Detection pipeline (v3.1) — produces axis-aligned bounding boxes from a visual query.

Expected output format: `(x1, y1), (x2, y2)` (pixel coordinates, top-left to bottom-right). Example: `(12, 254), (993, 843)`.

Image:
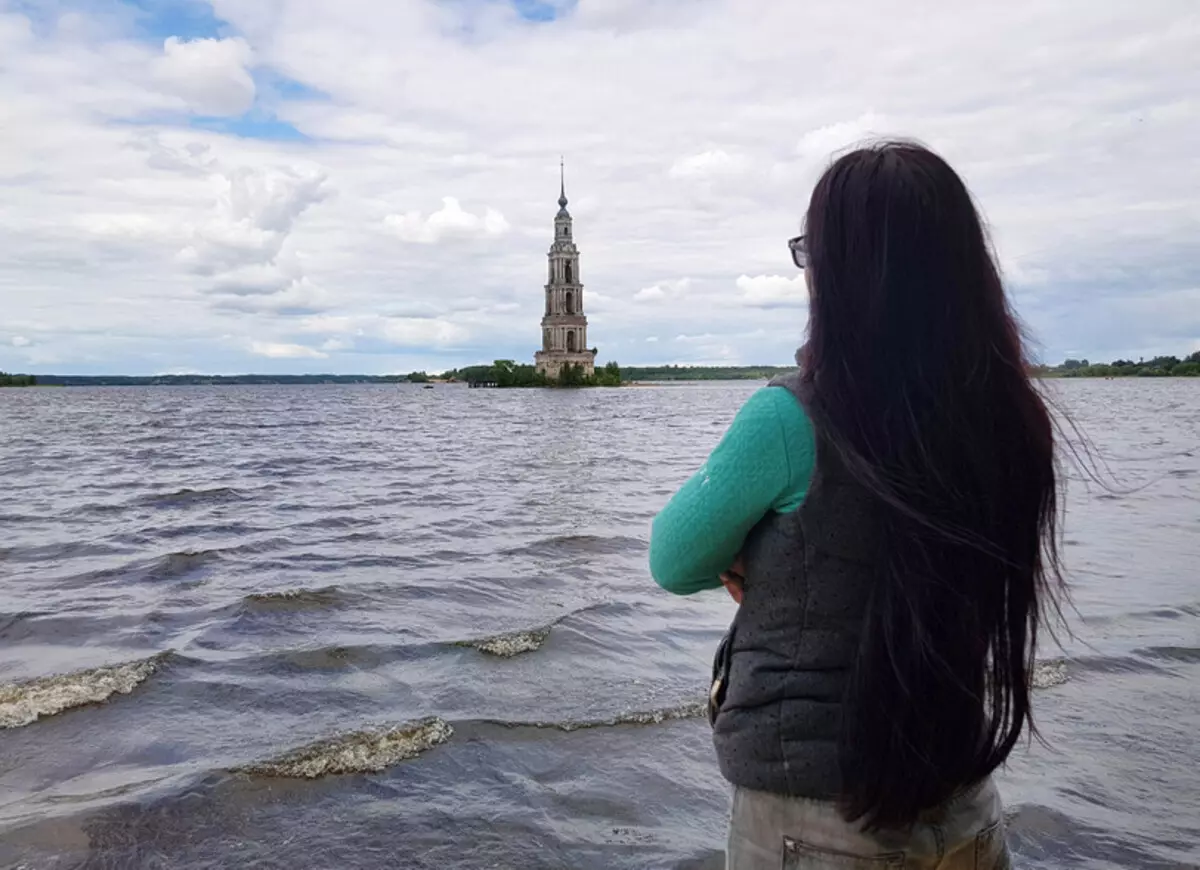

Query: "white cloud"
(669, 150), (747, 179)
(796, 112), (890, 159)
(153, 37), (256, 117)
(736, 274), (808, 308)
(384, 198), (510, 244)
(249, 341), (328, 360)
(11, 336), (32, 348)
(634, 278), (692, 302)
(296, 315), (470, 349)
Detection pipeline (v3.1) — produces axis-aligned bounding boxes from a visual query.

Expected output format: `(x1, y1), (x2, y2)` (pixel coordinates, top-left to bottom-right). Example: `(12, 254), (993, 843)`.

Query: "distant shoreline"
(7, 364), (1200, 387)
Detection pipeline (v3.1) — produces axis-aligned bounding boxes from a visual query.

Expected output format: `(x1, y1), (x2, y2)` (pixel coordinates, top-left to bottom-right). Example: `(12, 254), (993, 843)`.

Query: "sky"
(0, 0), (1197, 375)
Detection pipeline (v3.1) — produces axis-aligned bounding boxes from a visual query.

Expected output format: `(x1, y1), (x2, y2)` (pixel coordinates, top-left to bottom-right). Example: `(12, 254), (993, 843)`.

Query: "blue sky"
(0, 0), (1197, 374)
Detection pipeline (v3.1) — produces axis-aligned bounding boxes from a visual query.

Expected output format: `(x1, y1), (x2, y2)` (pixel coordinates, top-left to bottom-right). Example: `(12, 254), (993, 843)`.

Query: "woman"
(650, 141), (1062, 869)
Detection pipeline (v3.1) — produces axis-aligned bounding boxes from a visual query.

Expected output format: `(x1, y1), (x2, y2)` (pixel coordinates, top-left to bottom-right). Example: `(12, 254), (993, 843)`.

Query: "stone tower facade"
(534, 162), (596, 380)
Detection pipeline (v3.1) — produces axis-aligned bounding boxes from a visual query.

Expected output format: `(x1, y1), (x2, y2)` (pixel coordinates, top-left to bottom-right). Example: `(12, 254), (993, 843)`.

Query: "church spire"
(557, 156), (569, 214)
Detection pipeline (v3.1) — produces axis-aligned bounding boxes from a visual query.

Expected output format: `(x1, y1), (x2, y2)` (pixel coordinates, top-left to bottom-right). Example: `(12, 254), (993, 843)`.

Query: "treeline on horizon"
(17, 374), (409, 387)
(5, 351), (1198, 386)
(1038, 351), (1200, 379)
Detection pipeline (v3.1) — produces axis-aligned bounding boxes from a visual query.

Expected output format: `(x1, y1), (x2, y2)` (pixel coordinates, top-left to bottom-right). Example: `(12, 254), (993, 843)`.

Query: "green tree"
(492, 359), (517, 387)
(593, 360), (622, 386)
(557, 362), (586, 387)
(1148, 356), (1180, 373)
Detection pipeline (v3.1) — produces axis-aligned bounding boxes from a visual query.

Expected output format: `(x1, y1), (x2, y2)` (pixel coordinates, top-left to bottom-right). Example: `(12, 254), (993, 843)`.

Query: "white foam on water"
(499, 701), (708, 732)
(238, 717), (454, 778)
(576, 702), (708, 731)
(458, 602), (609, 658)
(1033, 659), (1068, 689)
(463, 627), (551, 658)
(0, 652), (168, 729)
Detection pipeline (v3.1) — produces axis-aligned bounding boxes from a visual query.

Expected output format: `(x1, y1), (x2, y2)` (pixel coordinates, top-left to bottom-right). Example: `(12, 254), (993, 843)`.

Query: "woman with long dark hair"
(650, 141), (1063, 868)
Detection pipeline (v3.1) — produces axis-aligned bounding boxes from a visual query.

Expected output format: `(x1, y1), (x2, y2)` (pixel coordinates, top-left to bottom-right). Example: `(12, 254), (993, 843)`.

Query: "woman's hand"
(720, 554), (745, 604)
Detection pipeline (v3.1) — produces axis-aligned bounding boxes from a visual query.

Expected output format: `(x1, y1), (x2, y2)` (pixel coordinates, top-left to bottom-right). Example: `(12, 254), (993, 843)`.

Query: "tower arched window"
(564, 262), (573, 284)
(565, 291), (575, 315)
(567, 330), (577, 352)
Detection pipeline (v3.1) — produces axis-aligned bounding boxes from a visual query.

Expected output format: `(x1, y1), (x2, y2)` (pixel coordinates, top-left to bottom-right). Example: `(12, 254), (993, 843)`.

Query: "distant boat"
(423, 384), (434, 390)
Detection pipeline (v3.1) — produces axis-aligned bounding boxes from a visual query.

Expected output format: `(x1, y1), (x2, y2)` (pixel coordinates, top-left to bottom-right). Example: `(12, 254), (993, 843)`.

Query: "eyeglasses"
(788, 235), (807, 270)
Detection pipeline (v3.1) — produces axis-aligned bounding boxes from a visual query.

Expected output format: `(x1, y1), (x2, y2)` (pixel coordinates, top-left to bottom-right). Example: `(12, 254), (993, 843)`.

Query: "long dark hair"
(799, 141), (1065, 829)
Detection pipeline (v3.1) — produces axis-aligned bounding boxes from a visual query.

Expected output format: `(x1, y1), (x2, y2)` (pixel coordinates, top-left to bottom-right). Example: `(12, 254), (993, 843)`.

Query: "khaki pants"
(727, 778), (1011, 869)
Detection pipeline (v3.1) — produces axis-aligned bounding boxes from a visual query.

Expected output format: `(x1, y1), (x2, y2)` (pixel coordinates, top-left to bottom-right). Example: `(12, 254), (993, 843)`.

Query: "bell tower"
(534, 159), (596, 379)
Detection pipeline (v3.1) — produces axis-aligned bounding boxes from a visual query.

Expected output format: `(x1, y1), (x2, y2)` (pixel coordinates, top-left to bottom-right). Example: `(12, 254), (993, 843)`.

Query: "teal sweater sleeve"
(649, 386), (816, 596)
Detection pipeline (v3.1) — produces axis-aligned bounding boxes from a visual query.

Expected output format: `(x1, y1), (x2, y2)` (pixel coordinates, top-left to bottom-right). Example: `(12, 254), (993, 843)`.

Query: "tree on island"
(440, 359), (623, 388)
(557, 363), (587, 387)
(0, 372), (37, 387)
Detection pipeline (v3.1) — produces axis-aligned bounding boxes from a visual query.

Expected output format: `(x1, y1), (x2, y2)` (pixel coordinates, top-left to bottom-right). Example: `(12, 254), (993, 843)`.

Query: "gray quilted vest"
(711, 371), (881, 798)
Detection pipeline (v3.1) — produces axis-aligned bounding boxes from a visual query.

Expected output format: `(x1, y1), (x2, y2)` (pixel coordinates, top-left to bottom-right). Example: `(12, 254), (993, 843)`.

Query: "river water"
(0, 380), (1197, 869)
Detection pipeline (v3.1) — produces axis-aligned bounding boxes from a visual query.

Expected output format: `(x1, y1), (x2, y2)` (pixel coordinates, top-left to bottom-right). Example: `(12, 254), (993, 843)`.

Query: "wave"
(239, 585), (346, 613)
(1137, 645), (1200, 664)
(235, 702), (704, 780)
(473, 702), (708, 733)
(502, 534), (646, 559)
(1083, 603), (1200, 625)
(137, 487), (246, 508)
(60, 549), (225, 588)
(236, 717), (454, 778)
(0, 651), (171, 729)
(64, 500), (130, 519)
(1066, 654), (1171, 676)
(144, 549), (224, 582)
(459, 627), (550, 658)
(456, 601), (611, 658)
(0, 610), (48, 638)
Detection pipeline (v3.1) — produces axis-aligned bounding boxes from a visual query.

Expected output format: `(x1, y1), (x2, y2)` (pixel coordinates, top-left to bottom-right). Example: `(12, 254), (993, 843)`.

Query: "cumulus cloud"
(296, 315), (470, 349)
(11, 336), (32, 348)
(634, 278), (692, 302)
(796, 112), (890, 160)
(384, 198), (511, 244)
(669, 150), (747, 179)
(178, 165), (332, 316)
(153, 37), (256, 116)
(736, 274), (808, 308)
(249, 341), (328, 360)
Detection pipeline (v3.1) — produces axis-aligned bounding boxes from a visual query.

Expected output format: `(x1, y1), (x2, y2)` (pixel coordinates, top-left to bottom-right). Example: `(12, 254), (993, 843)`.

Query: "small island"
(436, 360), (623, 388)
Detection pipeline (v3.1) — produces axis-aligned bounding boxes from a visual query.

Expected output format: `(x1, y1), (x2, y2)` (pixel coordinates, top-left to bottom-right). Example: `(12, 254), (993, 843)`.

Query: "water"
(0, 380), (1197, 869)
